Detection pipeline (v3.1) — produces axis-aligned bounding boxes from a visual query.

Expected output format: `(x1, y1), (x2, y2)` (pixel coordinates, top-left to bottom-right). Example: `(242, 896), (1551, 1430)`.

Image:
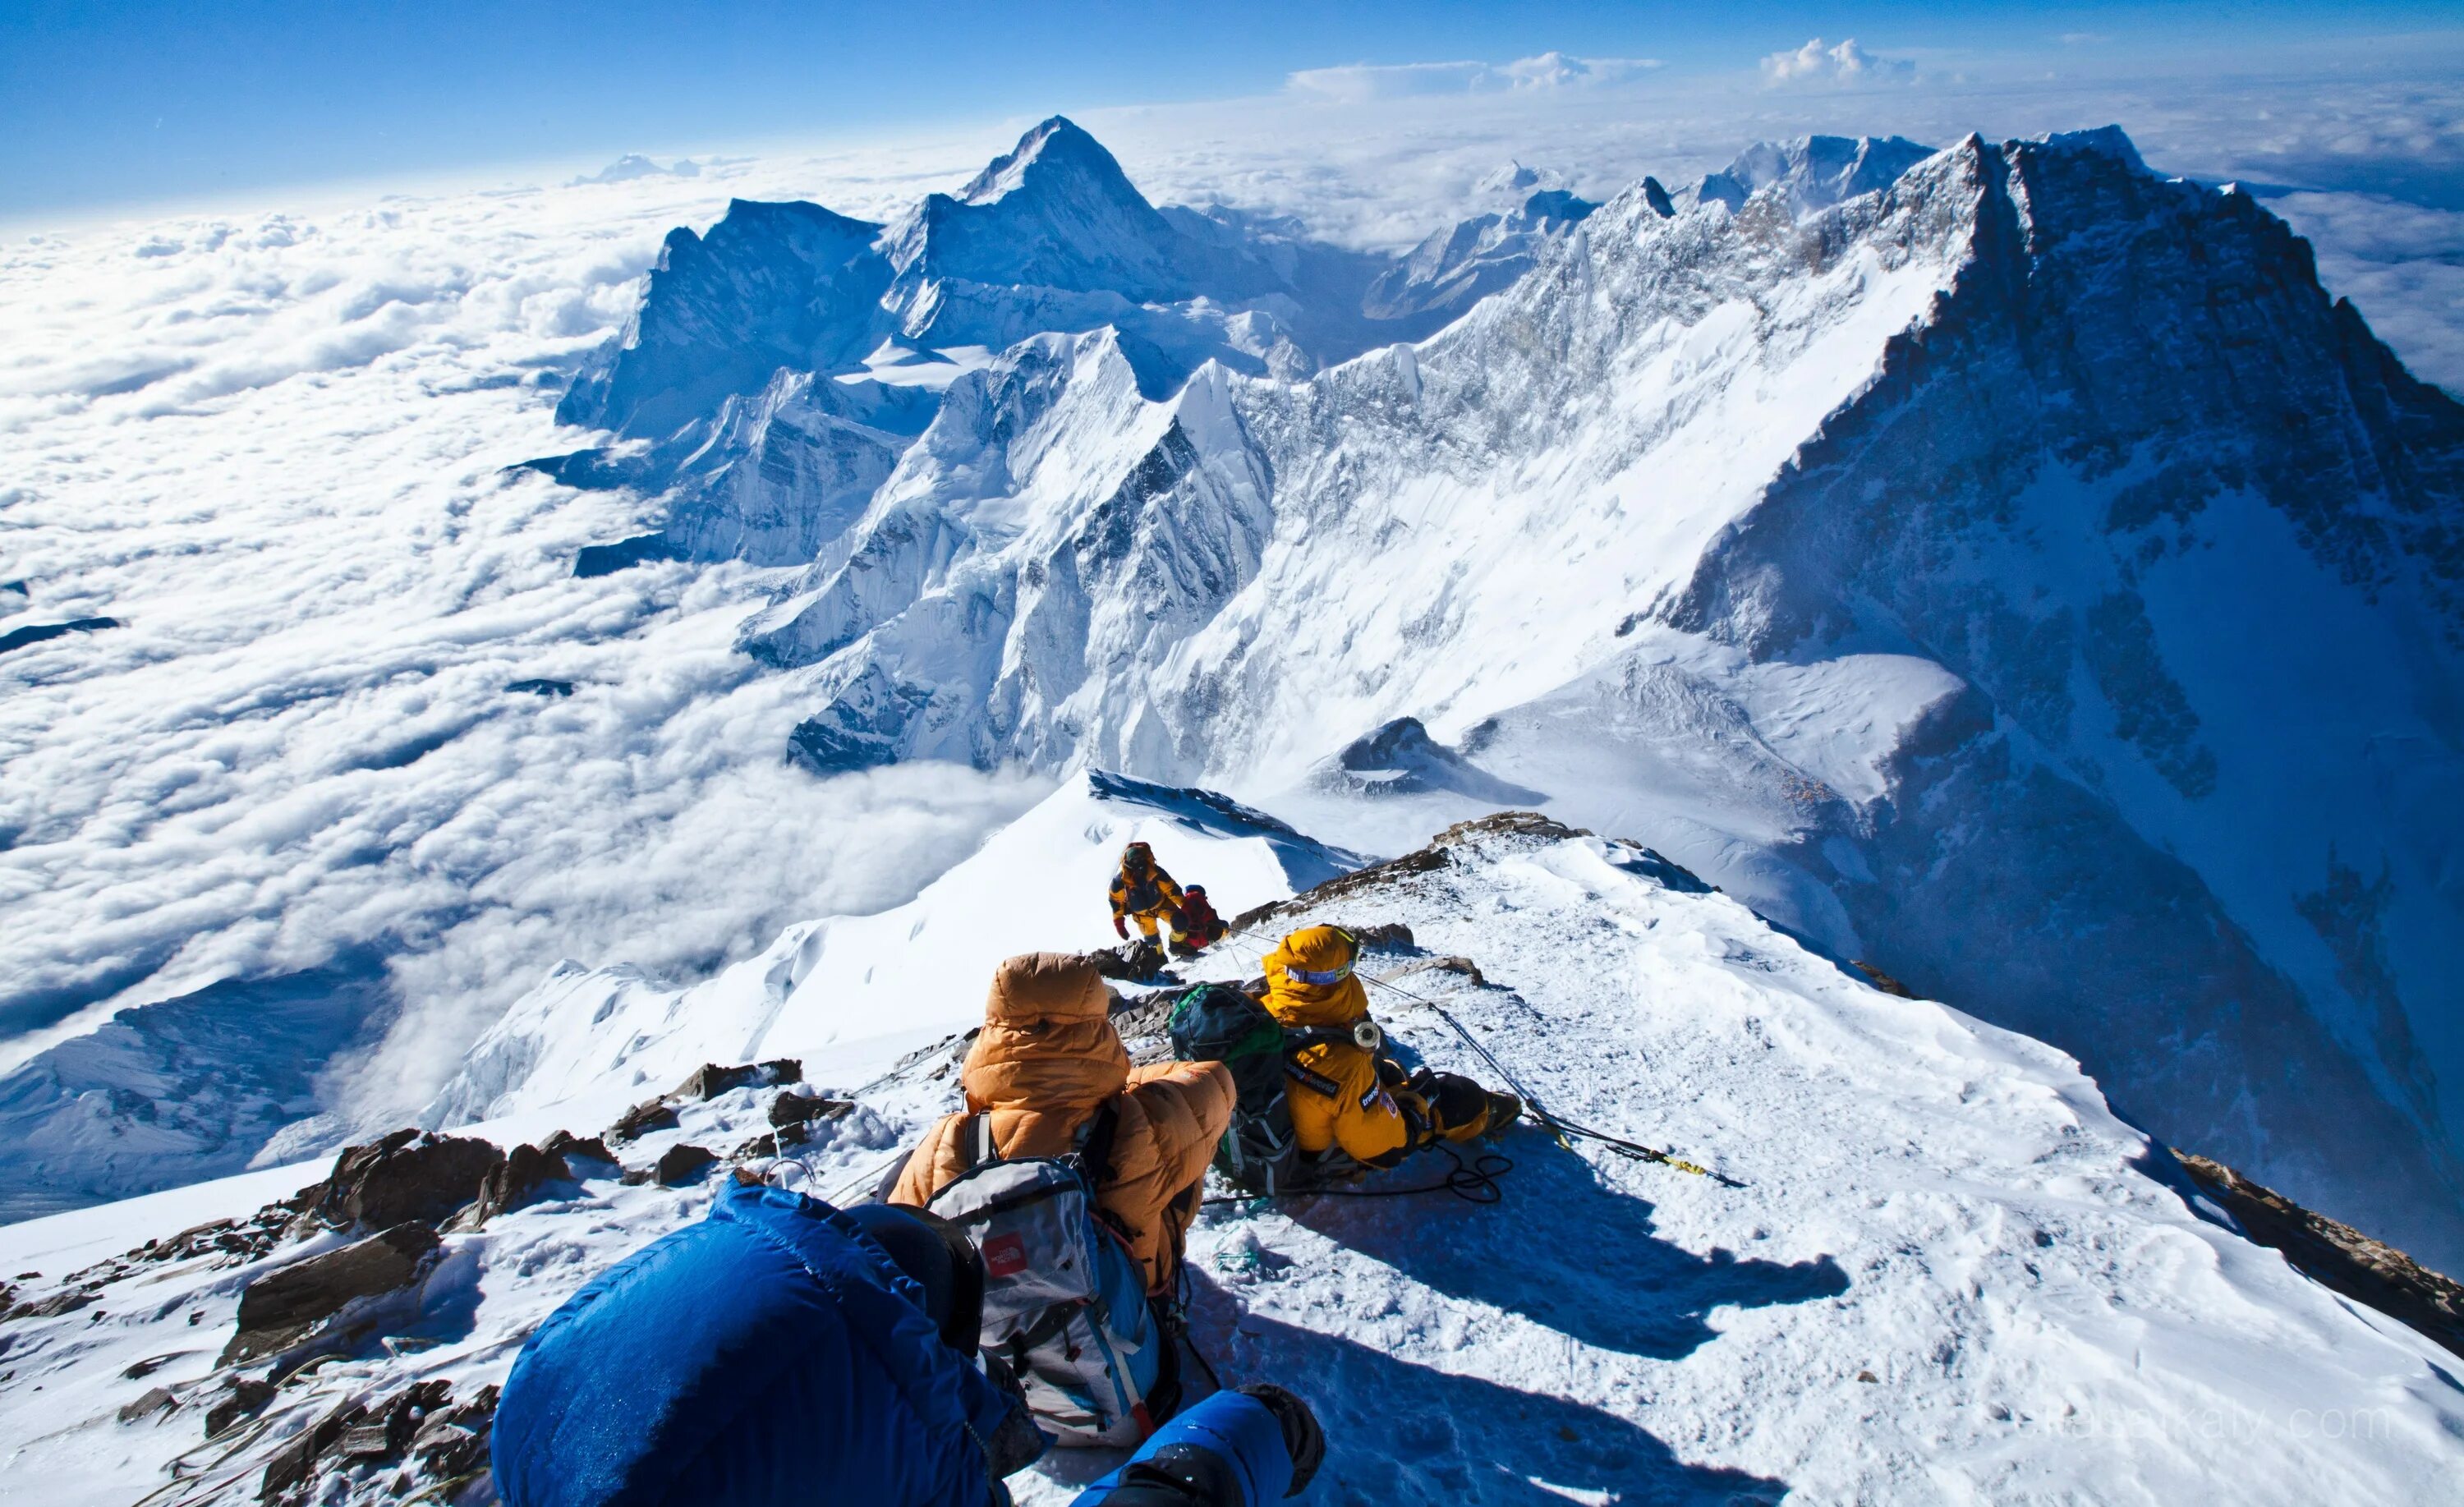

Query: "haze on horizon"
(6, 0), (2464, 223)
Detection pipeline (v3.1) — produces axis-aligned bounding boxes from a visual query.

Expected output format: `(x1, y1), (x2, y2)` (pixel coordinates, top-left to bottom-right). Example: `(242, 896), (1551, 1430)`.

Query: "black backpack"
(1169, 983), (1301, 1194)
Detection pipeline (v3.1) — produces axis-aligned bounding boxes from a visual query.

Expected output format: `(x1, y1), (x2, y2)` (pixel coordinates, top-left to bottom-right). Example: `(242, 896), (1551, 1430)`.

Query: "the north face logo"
(983, 1233), (1028, 1277)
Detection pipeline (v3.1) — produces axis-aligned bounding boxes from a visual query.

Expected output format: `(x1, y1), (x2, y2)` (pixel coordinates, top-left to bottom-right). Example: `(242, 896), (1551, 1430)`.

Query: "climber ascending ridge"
(1172, 884), (1227, 958)
(1262, 924), (1520, 1171)
(1110, 841), (1190, 948)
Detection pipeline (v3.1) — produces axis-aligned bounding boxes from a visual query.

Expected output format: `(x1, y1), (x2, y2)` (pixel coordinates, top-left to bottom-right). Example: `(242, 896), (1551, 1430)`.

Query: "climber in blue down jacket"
(491, 1178), (1323, 1507)
(491, 1179), (1041, 1507)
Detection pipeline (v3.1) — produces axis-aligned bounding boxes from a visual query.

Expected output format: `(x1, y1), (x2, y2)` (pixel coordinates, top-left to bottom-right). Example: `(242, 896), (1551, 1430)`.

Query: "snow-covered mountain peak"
(1475, 158), (1570, 196)
(954, 113), (1133, 207)
(882, 116), (1197, 302)
(1696, 132), (1937, 217)
(2033, 122), (2151, 172)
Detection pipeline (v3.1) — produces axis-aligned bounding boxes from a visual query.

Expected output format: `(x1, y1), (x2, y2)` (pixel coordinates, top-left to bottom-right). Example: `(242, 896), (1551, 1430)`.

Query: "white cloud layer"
(2, 48), (2460, 1159)
(1761, 38), (1917, 87)
(1285, 51), (1662, 104)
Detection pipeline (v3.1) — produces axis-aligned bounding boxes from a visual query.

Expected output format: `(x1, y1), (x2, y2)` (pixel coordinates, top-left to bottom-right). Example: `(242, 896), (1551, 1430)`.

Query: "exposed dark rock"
(258, 1377), (468, 1502)
(1090, 940), (1170, 981)
(541, 1129), (616, 1166)
(1234, 813), (1593, 937)
(1106, 991), (1185, 1068)
(1602, 844), (1715, 895)
(1349, 923), (1415, 951)
(0, 617), (121, 656)
(292, 1130), (504, 1233)
(408, 1382), (496, 1479)
(4, 1285), (99, 1321)
(674, 1059), (801, 1100)
(2176, 1152), (2464, 1360)
(260, 1395), (365, 1500)
(607, 1098), (680, 1143)
(223, 1224), (441, 1366)
(573, 532), (683, 578)
(625, 1143), (719, 1187)
(1378, 955), (1483, 989)
(205, 1377), (278, 1437)
(1853, 962), (1917, 999)
(504, 678), (576, 697)
(445, 1142), (572, 1232)
(126, 1204), (297, 1271)
(768, 1091), (853, 1129)
(117, 1385), (176, 1422)
(1321, 717), (1546, 803)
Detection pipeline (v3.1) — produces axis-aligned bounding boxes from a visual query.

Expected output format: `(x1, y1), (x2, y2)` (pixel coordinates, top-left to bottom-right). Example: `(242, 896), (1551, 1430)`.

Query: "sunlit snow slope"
(425, 771), (1358, 1128)
(2, 787), (2459, 1505)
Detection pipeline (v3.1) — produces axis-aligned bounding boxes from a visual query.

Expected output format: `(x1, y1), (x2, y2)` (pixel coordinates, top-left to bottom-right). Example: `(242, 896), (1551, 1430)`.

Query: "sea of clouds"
(2, 40), (2458, 1172)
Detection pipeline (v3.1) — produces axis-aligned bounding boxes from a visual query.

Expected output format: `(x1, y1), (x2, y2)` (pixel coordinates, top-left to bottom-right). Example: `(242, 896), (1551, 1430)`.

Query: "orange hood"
(961, 953), (1128, 1133)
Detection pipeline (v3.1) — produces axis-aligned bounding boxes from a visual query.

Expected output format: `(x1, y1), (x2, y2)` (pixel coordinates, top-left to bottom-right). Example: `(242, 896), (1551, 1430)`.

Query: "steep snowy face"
(1363, 187), (1602, 321)
(739, 333), (1279, 776)
(882, 116), (1262, 310)
(558, 198), (889, 439)
(1657, 129), (2464, 1263)
(655, 371), (936, 567)
(742, 143), (1973, 783)
(1694, 135), (1938, 217)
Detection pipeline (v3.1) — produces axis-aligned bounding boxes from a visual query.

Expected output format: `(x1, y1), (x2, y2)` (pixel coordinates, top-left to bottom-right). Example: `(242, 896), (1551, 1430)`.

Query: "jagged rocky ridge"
(558, 122), (2464, 1270)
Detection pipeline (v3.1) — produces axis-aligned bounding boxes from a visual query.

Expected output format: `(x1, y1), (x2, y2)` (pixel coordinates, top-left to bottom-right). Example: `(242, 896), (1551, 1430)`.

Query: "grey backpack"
(924, 1106), (1171, 1445)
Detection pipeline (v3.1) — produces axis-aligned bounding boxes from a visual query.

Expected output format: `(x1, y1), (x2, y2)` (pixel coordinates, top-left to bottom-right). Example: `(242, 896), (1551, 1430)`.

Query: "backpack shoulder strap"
(1075, 1100), (1124, 1192)
(953, 1112), (995, 1175)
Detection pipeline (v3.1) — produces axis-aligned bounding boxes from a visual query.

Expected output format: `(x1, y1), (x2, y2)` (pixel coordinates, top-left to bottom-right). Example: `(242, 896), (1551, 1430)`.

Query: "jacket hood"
(1262, 926), (1369, 1027)
(963, 952), (1128, 1117)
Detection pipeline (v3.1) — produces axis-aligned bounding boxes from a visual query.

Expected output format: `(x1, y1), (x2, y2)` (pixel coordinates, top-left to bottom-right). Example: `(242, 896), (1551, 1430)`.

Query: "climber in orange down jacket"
(1109, 842), (1189, 948)
(1261, 925), (1520, 1170)
(891, 952), (1233, 1295)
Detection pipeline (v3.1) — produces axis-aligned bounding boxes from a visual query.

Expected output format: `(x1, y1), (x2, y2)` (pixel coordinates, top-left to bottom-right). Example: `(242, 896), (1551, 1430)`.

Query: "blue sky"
(6, 0), (2462, 216)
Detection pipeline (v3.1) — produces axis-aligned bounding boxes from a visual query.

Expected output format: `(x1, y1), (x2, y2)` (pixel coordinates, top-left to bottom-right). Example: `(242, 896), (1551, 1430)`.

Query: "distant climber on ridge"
(1110, 841), (1191, 949)
(1260, 924), (1520, 1172)
(1171, 884), (1227, 958)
